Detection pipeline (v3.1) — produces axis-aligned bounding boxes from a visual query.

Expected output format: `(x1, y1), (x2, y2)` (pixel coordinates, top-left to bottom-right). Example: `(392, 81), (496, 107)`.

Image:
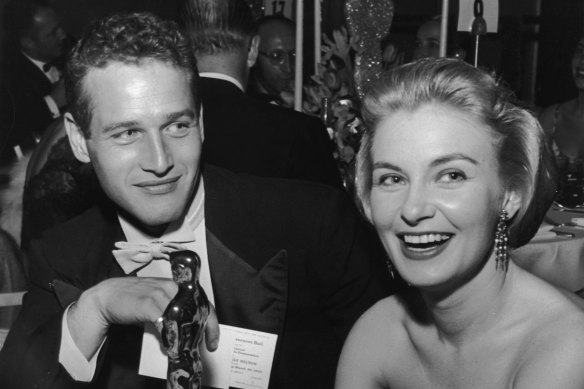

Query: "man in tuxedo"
(182, 0), (342, 188)
(0, 12), (397, 389)
(0, 0), (68, 163)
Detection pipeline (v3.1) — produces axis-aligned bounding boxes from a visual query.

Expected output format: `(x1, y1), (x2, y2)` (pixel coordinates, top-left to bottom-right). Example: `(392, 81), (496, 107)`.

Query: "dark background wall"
(0, 0), (581, 110)
(324, 0), (582, 109)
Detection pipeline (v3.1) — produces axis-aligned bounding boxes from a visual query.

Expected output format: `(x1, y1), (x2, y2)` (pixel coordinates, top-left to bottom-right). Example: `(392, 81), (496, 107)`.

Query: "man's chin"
(119, 207), (184, 236)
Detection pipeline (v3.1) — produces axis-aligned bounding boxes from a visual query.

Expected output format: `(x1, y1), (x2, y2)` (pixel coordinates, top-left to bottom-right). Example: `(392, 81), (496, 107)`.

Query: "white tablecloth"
(513, 208), (584, 293)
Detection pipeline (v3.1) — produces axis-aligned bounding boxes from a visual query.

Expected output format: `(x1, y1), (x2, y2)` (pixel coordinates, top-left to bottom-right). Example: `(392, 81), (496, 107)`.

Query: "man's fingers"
(204, 304), (220, 352)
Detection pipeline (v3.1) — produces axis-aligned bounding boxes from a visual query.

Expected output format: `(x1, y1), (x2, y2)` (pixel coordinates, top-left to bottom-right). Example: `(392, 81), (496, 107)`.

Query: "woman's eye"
(438, 170), (466, 183)
(376, 174), (404, 187)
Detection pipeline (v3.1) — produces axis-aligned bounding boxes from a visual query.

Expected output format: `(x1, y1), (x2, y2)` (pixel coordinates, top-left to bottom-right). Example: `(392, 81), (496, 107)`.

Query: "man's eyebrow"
(165, 108), (196, 122)
(160, 109), (198, 129)
(102, 120), (140, 134)
(101, 109), (197, 134)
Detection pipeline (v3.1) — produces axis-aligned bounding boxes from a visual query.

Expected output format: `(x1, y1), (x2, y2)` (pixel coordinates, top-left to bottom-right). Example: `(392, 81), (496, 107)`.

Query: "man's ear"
(247, 35), (260, 68)
(502, 190), (522, 220)
(20, 36), (35, 53)
(64, 113), (91, 163)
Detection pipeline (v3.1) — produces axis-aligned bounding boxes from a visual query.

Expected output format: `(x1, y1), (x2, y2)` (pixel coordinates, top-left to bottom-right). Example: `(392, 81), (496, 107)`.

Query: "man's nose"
(281, 54), (294, 73)
(57, 27), (66, 41)
(141, 134), (173, 175)
(400, 184), (436, 226)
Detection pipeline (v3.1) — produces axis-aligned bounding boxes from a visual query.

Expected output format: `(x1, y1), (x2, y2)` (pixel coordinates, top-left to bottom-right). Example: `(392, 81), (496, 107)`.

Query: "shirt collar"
(118, 177), (205, 243)
(21, 51), (49, 73)
(200, 72), (244, 92)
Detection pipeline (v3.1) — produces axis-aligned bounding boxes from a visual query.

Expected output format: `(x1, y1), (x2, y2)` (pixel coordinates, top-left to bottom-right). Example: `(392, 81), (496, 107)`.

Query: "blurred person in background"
(248, 15), (296, 107)
(0, 0), (71, 164)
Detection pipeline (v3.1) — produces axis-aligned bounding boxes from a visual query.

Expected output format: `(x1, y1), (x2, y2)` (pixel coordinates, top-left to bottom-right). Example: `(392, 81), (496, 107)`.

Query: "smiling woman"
(335, 58), (584, 389)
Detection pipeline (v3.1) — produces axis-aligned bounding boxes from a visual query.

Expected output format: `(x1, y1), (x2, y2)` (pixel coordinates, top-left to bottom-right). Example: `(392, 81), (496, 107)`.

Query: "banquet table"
(513, 205), (584, 294)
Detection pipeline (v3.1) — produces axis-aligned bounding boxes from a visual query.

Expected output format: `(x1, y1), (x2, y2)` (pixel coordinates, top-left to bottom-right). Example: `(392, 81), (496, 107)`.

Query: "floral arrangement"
(303, 28), (364, 191)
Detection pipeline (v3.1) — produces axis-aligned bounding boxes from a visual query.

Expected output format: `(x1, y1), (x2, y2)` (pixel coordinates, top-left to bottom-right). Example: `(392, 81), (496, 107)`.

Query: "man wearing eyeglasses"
(183, 0), (342, 188)
(249, 15), (296, 107)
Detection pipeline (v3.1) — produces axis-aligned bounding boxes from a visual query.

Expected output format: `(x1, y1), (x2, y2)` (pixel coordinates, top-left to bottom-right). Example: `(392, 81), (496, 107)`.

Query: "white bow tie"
(112, 240), (194, 274)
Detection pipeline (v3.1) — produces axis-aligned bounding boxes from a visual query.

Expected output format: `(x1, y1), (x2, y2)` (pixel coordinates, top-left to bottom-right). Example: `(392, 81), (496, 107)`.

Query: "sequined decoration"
(345, 0), (394, 100)
(244, 0), (265, 21)
(495, 210), (509, 271)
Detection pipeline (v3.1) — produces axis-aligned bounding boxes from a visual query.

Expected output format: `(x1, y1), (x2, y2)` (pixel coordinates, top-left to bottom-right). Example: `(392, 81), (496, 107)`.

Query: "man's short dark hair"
(180, 0), (257, 56)
(2, 0), (50, 41)
(64, 12), (200, 138)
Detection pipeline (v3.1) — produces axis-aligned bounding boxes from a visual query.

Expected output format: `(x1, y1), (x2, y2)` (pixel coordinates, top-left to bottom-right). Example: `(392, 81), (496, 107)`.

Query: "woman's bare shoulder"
(349, 294), (408, 343)
(515, 306), (584, 388)
(335, 290), (422, 389)
(355, 288), (425, 335)
(513, 272), (584, 387)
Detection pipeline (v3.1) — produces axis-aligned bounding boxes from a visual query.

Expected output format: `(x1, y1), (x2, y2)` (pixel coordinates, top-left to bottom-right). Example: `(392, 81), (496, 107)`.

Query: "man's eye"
(112, 129), (140, 141)
(269, 50), (285, 61)
(166, 122), (194, 137)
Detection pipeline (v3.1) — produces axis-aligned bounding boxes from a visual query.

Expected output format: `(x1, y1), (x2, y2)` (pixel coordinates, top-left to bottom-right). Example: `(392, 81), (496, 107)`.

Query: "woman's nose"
(400, 185), (436, 226)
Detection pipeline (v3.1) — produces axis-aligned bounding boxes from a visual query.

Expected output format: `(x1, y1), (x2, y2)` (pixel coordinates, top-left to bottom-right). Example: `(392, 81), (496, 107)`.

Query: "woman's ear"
(502, 190), (522, 219)
(64, 113), (91, 163)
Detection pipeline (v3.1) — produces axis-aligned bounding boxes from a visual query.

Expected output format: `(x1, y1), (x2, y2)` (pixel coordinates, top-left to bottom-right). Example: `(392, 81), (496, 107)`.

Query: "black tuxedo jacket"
(200, 77), (343, 188)
(0, 165), (397, 388)
(0, 51), (56, 153)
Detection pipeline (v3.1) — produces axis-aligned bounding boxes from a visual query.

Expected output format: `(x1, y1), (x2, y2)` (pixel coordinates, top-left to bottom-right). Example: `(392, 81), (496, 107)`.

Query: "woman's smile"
(398, 232), (453, 259)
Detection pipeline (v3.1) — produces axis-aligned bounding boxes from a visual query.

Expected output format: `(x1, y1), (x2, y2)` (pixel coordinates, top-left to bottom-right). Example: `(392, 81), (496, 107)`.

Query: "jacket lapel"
(206, 230), (288, 338)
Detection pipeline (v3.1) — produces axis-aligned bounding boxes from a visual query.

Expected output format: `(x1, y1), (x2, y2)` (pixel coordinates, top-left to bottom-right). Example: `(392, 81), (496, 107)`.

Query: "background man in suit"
(183, 0), (342, 188)
(0, 0), (68, 163)
(248, 14), (296, 107)
(0, 12), (397, 389)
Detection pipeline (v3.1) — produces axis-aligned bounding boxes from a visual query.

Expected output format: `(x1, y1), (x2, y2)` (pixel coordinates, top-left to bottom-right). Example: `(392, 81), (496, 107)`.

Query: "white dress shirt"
(199, 72), (244, 92)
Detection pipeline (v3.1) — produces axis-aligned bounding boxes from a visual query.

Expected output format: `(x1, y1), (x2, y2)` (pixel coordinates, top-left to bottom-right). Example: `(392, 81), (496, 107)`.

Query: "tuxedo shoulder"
(204, 163), (344, 201)
(36, 204), (117, 253)
(1, 51), (35, 76)
(261, 101), (322, 126)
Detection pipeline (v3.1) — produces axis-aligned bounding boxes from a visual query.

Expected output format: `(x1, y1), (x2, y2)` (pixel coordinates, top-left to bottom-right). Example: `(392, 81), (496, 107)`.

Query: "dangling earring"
(495, 210), (509, 271)
(386, 258), (397, 280)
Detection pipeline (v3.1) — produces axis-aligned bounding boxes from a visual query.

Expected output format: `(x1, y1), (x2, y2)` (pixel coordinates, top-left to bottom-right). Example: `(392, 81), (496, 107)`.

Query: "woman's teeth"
(404, 234), (450, 244)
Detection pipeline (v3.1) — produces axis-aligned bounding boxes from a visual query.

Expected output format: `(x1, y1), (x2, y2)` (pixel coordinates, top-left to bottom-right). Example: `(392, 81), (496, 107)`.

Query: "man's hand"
(67, 277), (178, 360)
(67, 277), (220, 360)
